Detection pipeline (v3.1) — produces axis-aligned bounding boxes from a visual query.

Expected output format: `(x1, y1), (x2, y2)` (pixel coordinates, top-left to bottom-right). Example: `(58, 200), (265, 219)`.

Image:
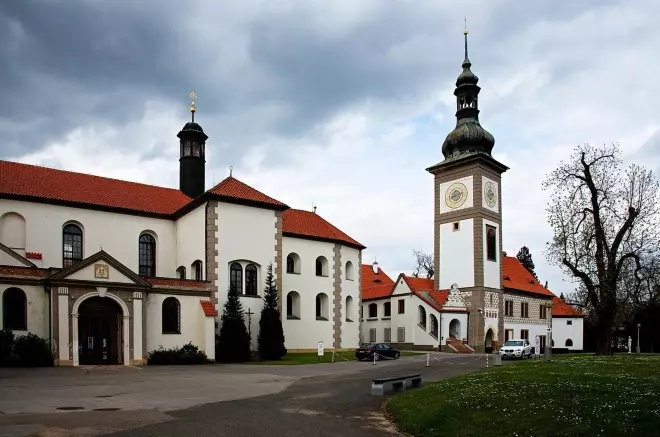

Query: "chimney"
(313, 205), (317, 214)
(372, 261), (379, 274)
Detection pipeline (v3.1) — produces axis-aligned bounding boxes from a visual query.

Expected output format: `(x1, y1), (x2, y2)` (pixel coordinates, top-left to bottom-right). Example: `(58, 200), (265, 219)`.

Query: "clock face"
(445, 183), (468, 209)
(484, 181), (497, 208)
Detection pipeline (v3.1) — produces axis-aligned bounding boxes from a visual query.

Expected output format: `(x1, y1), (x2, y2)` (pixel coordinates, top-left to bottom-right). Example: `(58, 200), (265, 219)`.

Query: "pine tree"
(516, 246), (539, 281)
(257, 262), (287, 360)
(560, 292), (565, 301)
(216, 286), (251, 362)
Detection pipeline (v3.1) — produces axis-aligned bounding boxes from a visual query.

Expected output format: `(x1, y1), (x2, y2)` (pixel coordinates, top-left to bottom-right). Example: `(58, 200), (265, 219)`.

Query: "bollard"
(426, 353), (430, 367)
(373, 352), (377, 366)
(486, 352), (489, 368)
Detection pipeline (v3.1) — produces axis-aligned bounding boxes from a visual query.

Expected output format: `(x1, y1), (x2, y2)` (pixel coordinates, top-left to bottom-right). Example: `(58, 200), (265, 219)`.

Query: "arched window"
(230, 262), (243, 294)
(368, 303), (377, 318)
(287, 291), (301, 319)
(286, 253), (301, 274)
(63, 223), (83, 268)
(3, 288), (27, 330)
(418, 306), (427, 330)
(316, 293), (329, 320)
(565, 338), (573, 347)
(430, 314), (439, 338)
(162, 297), (180, 334)
(176, 266), (186, 280)
(345, 296), (354, 322)
(245, 264), (258, 296)
(486, 225), (497, 261)
(316, 256), (328, 277)
(139, 234), (156, 277)
(345, 261), (354, 280)
(192, 260), (203, 281)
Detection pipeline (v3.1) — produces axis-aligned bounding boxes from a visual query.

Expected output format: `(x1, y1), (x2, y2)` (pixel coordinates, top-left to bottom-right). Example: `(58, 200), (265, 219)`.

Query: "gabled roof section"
(401, 275), (434, 293)
(0, 242), (37, 267)
(552, 296), (585, 317)
(502, 256), (554, 297)
(0, 160), (192, 216)
(400, 275), (468, 313)
(283, 209), (365, 249)
(49, 250), (152, 287)
(207, 176), (288, 210)
(361, 264), (395, 300)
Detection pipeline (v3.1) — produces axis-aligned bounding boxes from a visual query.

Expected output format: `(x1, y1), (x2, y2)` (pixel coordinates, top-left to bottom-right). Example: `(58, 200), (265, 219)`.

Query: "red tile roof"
(283, 209), (365, 249)
(207, 176), (287, 209)
(147, 278), (207, 289)
(361, 264), (395, 300)
(400, 275), (468, 312)
(552, 296), (584, 317)
(0, 160), (192, 215)
(0, 265), (48, 277)
(200, 300), (218, 317)
(401, 276), (434, 293)
(502, 257), (555, 297)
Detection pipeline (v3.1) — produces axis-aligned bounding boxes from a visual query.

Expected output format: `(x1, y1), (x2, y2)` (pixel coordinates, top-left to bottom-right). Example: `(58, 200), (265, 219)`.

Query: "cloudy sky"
(2, 0), (659, 297)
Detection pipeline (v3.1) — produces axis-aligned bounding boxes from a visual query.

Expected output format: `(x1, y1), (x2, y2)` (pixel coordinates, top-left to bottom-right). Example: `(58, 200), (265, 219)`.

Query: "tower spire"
(463, 18), (469, 65)
(189, 90), (197, 123)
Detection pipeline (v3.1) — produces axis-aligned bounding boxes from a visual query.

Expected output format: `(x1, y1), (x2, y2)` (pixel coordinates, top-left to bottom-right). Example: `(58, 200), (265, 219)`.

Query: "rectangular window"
(398, 299), (405, 314)
(369, 328), (376, 343)
(505, 329), (514, 342)
(520, 329), (529, 340)
(539, 304), (547, 319)
(368, 304), (378, 318)
(486, 225), (497, 262)
(453, 222), (460, 231)
(567, 320), (573, 326)
(384, 328), (391, 343)
(397, 327), (406, 342)
(384, 302), (391, 317)
(521, 302), (529, 318)
(504, 300), (513, 316)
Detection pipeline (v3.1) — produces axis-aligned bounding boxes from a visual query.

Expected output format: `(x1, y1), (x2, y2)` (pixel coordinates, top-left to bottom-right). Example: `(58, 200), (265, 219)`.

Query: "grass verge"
(245, 350), (423, 365)
(387, 354), (660, 437)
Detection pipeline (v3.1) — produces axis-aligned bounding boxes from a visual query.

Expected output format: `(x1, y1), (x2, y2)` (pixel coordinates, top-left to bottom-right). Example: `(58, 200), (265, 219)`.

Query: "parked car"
(499, 339), (532, 360)
(355, 343), (400, 361)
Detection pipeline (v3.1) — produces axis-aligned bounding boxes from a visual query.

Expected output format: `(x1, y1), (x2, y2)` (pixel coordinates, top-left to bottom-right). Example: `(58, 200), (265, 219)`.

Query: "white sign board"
(317, 341), (324, 356)
(535, 336), (541, 358)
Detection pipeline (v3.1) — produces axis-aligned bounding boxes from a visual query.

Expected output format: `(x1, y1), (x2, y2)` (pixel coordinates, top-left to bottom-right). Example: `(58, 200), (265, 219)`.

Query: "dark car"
(355, 343), (400, 361)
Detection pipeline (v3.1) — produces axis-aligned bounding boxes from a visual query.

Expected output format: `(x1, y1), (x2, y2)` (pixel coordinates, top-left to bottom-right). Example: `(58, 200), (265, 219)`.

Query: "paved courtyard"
(0, 353), (495, 436)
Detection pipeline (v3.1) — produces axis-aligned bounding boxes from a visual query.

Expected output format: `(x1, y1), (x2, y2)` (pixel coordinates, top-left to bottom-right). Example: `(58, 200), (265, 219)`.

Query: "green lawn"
(245, 350), (423, 365)
(387, 354), (660, 437)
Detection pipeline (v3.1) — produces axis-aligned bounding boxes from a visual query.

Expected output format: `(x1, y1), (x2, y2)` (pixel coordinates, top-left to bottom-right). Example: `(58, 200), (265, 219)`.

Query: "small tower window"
(486, 225), (497, 262)
(192, 142), (200, 157)
(453, 222), (460, 231)
(183, 141), (191, 157)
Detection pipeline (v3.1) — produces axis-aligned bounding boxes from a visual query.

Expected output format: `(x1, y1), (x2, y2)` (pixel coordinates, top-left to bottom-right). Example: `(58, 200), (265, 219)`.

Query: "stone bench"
(371, 374), (423, 396)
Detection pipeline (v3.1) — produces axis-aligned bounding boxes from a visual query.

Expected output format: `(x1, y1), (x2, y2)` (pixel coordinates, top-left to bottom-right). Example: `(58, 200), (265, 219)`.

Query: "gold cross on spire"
(189, 90), (197, 122)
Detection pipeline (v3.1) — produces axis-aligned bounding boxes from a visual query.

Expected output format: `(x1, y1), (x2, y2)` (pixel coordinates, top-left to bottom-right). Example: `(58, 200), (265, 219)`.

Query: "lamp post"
(637, 323), (641, 354)
(544, 300), (553, 361)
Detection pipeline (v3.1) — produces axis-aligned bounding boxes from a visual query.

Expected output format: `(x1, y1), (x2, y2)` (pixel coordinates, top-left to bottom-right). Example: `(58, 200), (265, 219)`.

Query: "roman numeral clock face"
(445, 183), (468, 209)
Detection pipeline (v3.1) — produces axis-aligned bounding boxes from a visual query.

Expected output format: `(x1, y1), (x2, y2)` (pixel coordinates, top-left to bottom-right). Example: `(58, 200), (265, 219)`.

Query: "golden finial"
(189, 90), (197, 122)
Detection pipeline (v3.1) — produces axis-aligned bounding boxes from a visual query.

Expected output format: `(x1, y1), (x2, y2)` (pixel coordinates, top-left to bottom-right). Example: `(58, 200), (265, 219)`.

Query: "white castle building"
(0, 104), (364, 366)
(359, 31), (584, 354)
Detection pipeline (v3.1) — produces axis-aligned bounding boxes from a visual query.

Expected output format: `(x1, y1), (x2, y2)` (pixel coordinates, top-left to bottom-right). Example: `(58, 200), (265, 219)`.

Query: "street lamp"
(544, 300), (553, 361)
(637, 323), (641, 354)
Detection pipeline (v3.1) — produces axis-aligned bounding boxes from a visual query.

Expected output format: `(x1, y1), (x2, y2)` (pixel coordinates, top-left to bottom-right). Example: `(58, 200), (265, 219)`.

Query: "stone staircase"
(446, 338), (474, 354)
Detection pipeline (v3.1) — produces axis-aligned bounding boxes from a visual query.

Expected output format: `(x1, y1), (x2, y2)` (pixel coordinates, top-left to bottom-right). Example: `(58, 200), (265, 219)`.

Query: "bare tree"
(543, 143), (660, 355)
(412, 249), (434, 279)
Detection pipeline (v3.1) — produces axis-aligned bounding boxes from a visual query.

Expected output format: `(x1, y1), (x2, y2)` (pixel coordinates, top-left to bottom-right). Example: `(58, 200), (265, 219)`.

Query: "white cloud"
(9, 0), (660, 299)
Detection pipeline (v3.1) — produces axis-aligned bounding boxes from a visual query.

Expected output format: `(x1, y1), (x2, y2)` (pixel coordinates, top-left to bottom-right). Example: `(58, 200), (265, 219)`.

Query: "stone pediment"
(49, 250), (151, 287)
(0, 242), (36, 268)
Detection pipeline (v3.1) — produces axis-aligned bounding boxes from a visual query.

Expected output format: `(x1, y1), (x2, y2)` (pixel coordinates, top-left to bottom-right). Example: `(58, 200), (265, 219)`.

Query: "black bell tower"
(178, 91), (207, 198)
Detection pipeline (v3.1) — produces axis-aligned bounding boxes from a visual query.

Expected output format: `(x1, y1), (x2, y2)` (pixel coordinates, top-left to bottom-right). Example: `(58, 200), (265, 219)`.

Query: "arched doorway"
(449, 319), (461, 339)
(78, 297), (123, 365)
(485, 329), (494, 353)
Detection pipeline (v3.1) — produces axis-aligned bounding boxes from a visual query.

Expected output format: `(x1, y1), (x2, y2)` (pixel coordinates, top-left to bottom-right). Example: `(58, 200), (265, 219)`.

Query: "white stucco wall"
(411, 295), (442, 347)
(482, 219), (501, 289)
(145, 293), (207, 354)
(0, 200), (177, 276)
(0, 284), (49, 339)
(504, 322), (548, 350)
(360, 299), (392, 344)
(214, 202), (277, 346)
(175, 203), (207, 279)
(440, 312), (469, 345)
(552, 317), (584, 350)
(438, 219), (475, 290)
(282, 237), (334, 350)
(340, 245), (360, 349)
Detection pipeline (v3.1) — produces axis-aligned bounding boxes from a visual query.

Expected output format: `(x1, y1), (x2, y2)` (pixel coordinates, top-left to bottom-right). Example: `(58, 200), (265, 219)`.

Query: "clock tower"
(426, 28), (508, 353)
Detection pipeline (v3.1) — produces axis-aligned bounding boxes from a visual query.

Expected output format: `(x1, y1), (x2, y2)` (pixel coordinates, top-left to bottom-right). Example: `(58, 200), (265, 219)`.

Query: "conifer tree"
(516, 246), (539, 280)
(216, 286), (251, 362)
(257, 263), (287, 360)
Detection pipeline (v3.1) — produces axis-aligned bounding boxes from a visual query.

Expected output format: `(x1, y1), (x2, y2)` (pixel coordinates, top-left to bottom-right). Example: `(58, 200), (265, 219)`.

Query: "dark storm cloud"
(0, 0), (612, 163)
